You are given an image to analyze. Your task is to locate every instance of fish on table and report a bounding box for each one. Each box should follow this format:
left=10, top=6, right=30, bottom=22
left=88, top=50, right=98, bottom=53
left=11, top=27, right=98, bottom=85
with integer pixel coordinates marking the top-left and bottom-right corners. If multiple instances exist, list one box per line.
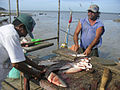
left=61, top=57, right=92, bottom=74
left=46, top=72, right=67, bottom=87
left=38, top=60, right=59, bottom=66
left=40, top=80, right=57, bottom=90
left=70, top=53, right=87, bottom=57
left=39, top=57, right=92, bottom=88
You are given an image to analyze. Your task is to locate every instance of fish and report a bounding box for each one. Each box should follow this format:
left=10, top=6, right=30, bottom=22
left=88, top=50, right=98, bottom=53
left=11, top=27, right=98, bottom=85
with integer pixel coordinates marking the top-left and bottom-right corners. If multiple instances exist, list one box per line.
left=38, top=60, right=59, bottom=66
left=40, top=80, right=57, bottom=90
left=46, top=72, right=67, bottom=87
left=62, top=67, right=82, bottom=74
left=43, top=57, right=92, bottom=87
left=62, top=57, right=92, bottom=74
left=71, top=53, right=86, bottom=57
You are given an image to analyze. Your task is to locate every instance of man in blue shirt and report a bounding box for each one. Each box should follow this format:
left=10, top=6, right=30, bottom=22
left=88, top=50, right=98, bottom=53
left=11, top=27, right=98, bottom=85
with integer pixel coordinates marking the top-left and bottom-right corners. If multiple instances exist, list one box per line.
left=73, top=4, right=105, bottom=57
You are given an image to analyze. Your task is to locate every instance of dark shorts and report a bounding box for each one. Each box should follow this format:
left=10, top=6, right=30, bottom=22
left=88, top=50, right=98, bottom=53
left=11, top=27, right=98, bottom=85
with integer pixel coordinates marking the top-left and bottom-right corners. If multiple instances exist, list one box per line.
left=77, top=47, right=99, bottom=57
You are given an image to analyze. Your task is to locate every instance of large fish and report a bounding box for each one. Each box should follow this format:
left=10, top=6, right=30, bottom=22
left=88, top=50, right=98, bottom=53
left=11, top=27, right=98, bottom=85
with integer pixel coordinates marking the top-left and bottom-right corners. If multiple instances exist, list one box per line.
left=48, top=72, right=67, bottom=87
left=40, top=80, right=57, bottom=90
left=38, top=60, right=68, bottom=87
left=61, top=57, right=92, bottom=74
left=46, top=72, right=67, bottom=87
left=43, top=57, right=92, bottom=87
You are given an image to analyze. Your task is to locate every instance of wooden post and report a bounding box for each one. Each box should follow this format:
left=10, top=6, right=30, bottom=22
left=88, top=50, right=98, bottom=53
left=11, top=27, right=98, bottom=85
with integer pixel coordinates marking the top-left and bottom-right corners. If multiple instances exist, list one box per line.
left=57, top=0, right=60, bottom=49
left=8, top=0, right=11, bottom=23
left=16, top=0, right=19, bottom=16
left=24, top=77, right=30, bottom=90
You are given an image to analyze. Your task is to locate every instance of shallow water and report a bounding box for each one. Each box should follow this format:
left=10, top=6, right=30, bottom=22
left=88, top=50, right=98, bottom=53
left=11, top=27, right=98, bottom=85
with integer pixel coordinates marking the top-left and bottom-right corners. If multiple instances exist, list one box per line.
left=26, top=11, right=120, bottom=61
left=1, top=11, right=120, bottom=61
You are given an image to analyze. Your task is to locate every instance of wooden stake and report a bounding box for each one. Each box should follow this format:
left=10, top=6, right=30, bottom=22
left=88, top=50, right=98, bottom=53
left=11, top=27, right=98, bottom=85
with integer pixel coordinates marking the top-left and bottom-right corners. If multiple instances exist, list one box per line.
left=16, top=0, right=19, bottom=16
left=57, top=0, right=60, bottom=49
left=100, top=68, right=110, bottom=90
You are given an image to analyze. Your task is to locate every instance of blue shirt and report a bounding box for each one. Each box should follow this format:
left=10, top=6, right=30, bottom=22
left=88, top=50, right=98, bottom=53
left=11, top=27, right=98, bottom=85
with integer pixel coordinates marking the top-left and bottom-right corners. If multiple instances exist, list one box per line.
left=80, top=17, right=105, bottom=49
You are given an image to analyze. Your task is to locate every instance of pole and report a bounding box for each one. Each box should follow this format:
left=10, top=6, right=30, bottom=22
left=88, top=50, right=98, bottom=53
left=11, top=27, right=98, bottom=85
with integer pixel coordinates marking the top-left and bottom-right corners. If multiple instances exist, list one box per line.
left=64, top=11, right=72, bottom=47
left=57, top=0, right=60, bottom=49
left=16, top=0, right=19, bottom=16
left=8, top=0, right=11, bottom=23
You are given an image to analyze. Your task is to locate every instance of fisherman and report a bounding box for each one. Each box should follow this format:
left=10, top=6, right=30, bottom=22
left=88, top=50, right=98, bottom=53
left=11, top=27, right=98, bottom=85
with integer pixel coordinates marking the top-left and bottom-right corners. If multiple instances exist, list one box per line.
left=0, top=13, right=46, bottom=89
left=72, top=4, right=105, bottom=57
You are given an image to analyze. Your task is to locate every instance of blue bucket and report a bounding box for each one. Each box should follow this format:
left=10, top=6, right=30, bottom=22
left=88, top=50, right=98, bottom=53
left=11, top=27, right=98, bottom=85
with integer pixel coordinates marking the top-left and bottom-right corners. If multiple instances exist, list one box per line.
left=7, top=67, right=20, bottom=79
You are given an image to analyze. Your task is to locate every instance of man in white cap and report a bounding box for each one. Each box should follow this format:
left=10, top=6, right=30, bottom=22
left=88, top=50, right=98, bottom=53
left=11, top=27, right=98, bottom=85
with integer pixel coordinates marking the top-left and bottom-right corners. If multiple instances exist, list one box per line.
left=73, top=4, right=105, bottom=57
left=0, top=13, right=46, bottom=89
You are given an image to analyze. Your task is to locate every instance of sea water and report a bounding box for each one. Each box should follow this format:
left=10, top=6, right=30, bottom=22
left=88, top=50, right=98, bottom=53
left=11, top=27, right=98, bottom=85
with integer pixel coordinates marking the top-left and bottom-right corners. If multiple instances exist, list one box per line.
left=26, top=11, right=120, bottom=61
left=1, top=11, right=120, bottom=61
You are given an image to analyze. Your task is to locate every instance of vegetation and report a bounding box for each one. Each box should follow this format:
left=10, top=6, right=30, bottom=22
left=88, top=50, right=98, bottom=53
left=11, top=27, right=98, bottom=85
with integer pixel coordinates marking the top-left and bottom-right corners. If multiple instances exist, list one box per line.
left=0, top=7, right=6, bottom=11
left=113, top=19, right=120, bottom=22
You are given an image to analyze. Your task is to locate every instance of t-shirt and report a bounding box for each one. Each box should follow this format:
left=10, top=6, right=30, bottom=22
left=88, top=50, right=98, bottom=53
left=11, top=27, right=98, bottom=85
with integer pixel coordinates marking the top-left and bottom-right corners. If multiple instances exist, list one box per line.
left=0, top=24, right=25, bottom=88
left=80, top=17, right=105, bottom=49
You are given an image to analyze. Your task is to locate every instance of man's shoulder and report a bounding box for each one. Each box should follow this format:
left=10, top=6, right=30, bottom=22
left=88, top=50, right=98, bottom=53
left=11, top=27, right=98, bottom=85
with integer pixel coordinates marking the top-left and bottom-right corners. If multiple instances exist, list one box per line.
left=79, top=17, right=88, bottom=24
left=0, top=24, right=19, bottom=39
left=0, top=24, right=13, bottom=28
left=80, top=17, right=87, bottom=21
left=0, top=24, right=14, bottom=33
left=96, top=19, right=104, bottom=26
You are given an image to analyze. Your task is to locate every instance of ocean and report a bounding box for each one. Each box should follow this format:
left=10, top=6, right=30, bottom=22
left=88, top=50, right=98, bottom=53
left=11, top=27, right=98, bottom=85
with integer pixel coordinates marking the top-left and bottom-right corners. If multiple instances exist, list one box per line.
left=26, top=11, right=120, bottom=62
left=1, top=11, right=120, bottom=61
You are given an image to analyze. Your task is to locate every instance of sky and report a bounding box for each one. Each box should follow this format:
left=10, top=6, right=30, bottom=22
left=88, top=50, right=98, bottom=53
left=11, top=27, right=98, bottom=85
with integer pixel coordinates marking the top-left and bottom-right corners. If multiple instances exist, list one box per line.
left=0, top=0, right=120, bottom=13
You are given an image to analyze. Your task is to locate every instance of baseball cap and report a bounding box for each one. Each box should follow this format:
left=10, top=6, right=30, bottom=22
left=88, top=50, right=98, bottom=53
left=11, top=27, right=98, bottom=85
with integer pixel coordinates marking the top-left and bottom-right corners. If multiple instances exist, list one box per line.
left=16, top=13, right=36, bottom=39
left=88, top=4, right=99, bottom=13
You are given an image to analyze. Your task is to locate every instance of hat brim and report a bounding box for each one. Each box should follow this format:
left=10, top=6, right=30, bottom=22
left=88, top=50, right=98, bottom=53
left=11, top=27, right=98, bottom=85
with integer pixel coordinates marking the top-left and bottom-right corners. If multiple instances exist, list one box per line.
left=26, top=26, right=34, bottom=39
left=88, top=8, right=97, bottom=13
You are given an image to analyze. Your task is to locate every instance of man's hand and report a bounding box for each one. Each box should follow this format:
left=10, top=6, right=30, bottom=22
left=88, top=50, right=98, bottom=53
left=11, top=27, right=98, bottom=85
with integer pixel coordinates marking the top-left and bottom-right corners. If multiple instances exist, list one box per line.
left=70, top=44, right=79, bottom=52
left=83, top=47, right=91, bottom=56
left=32, top=68, right=47, bottom=81
left=21, top=43, right=29, bottom=47
left=20, top=38, right=29, bottom=47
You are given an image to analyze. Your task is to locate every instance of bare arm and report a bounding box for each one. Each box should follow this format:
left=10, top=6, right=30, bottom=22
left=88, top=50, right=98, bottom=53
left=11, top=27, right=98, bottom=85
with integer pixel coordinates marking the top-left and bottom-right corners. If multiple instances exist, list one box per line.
left=84, top=26, right=104, bottom=56
left=24, top=56, right=45, bottom=70
left=12, top=62, right=41, bottom=79
left=73, top=21, right=82, bottom=51
left=12, top=56, right=46, bottom=79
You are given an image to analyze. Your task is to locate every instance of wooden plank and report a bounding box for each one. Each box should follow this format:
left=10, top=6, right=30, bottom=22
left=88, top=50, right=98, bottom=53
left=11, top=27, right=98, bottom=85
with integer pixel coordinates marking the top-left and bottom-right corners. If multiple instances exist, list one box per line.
left=22, top=37, right=57, bottom=46
left=23, top=42, right=54, bottom=52
left=52, top=48, right=77, bottom=60
left=53, top=48, right=117, bottom=66
left=91, top=56, right=117, bottom=66
left=1, top=78, right=41, bottom=90
left=2, top=80, right=18, bottom=90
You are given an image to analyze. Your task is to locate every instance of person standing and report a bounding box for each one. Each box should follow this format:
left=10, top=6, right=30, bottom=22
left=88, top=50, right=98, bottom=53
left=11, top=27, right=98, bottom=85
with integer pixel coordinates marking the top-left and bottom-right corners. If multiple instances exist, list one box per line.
left=73, top=4, right=105, bottom=57
left=0, top=13, right=45, bottom=89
